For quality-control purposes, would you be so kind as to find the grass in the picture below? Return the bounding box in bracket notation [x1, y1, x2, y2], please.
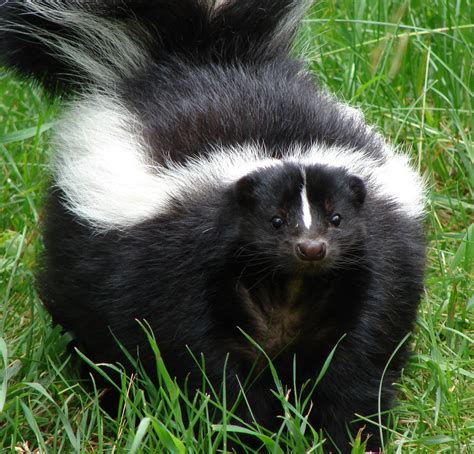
[0, 0, 472, 452]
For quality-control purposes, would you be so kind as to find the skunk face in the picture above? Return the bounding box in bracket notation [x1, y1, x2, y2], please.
[233, 162, 368, 274]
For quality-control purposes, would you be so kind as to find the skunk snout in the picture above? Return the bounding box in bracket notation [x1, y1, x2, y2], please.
[296, 240, 327, 261]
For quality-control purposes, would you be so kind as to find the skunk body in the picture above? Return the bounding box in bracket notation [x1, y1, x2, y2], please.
[1, 1, 425, 451]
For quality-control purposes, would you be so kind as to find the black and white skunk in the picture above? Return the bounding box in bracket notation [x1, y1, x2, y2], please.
[1, 1, 426, 451]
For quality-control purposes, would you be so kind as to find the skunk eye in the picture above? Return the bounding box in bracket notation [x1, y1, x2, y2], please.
[271, 216, 284, 229]
[330, 214, 341, 227]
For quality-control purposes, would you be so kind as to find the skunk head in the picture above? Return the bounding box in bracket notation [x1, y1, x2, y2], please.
[233, 162, 367, 274]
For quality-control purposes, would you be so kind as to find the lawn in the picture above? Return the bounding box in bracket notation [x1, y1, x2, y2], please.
[0, 0, 472, 452]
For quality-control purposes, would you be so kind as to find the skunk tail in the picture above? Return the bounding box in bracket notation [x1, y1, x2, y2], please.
[0, 0, 310, 93]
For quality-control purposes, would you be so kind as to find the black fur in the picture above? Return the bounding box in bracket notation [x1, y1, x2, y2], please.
[1, 1, 425, 452]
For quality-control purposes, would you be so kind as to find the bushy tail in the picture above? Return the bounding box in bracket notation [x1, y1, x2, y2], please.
[0, 0, 310, 93]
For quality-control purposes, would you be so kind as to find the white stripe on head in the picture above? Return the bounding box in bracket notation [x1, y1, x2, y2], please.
[300, 169, 312, 229]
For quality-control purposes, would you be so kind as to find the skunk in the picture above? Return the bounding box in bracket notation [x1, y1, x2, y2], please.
[0, 1, 426, 451]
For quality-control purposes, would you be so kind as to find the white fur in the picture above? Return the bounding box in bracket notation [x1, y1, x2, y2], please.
[300, 171, 313, 229]
[53, 94, 425, 230]
[15, 1, 150, 87]
[53, 95, 167, 228]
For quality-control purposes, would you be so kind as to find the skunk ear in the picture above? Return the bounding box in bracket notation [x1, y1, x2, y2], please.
[348, 176, 366, 206]
[235, 174, 258, 206]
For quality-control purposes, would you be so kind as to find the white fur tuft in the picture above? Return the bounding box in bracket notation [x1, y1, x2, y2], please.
[13, 1, 150, 87]
[300, 170, 313, 229]
[53, 94, 167, 228]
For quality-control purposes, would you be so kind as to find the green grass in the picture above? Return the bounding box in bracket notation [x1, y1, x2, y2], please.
[1, 0, 472, 452]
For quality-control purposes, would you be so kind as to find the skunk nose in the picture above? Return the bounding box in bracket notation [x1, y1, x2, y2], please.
[296, 241, 327, 261]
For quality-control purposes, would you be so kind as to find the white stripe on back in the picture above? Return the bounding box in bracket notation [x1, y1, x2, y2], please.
[52, 93, 426, 230]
